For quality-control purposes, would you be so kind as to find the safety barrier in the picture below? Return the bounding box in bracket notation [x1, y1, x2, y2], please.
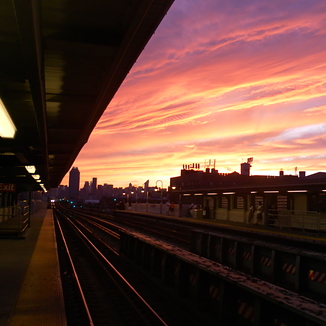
[268, 210, 326, 234]
[120, 229, 326, 325]
[0, 206, 19, 223]
[0, 205, 29, 236]
[190, 229, 326, 299]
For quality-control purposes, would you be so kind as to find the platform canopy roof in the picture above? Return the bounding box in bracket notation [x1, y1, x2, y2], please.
[0, 0, 174, 192]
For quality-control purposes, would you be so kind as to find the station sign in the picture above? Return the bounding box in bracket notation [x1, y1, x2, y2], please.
[0, 183, 16, 192]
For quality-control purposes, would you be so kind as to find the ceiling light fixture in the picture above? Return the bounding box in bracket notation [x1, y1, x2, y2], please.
[0, 98, 16, 138]
[25, 166, 36, 174]
[39, 183, 47, 192]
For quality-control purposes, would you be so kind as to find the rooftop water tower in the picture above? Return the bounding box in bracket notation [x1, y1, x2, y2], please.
[241, 157, 253, 176]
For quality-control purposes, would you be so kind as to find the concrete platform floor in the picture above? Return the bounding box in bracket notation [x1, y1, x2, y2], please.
[0, 208, 66, 326]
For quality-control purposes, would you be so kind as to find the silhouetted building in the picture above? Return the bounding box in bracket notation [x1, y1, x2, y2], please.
[169, 163, 326, 224]
[80, 181, 90, 200]
[69, 167, 80, 199]
[57, 185, 68, 199]
[91, 177, 97, 199]
[102, 184, 113, 197]
[241, 162, 251, 176]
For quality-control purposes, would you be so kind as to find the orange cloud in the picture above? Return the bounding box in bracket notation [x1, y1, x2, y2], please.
[62, 0, 326, 188]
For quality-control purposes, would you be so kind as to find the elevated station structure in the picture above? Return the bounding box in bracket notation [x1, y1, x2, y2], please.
[0, 0, 174, 193]
[169, 164, 326, 232]
[0, 3, 176, 323]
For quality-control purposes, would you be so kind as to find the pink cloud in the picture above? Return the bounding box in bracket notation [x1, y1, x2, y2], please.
[62, 0, 326, 188]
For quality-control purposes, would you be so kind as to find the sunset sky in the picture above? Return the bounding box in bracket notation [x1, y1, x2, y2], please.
[62, 0, 326, 189]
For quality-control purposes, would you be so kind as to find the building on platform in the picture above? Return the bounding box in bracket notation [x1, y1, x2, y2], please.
[169, 163, 326, 232]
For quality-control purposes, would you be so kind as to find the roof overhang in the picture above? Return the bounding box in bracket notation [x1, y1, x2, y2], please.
[0, 0, 174, 192]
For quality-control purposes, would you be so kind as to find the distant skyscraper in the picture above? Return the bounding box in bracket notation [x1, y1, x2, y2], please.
[69, 167, 80, 199]
[80, 181, 90, 200]
[103, 184, 113, 197]
[91, 177, 97, 199]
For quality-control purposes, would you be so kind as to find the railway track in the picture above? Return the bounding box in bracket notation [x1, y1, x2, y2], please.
[59, 204, 326, 304]
[58, 204, 326, 294]
[54, 208, 213, 325]
[58, 204, 190, 248]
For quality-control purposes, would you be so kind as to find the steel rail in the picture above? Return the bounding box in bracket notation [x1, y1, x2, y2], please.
[71, 215, 120, 256]
[54, 214, 94, 326]
[64, 214, 170, 326]
[67, 206, 190, 246]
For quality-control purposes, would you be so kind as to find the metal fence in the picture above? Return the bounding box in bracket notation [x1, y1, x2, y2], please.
[267, 209, 326, 234]
[123, 203, 326, 234]
[122, 202, 189, 217]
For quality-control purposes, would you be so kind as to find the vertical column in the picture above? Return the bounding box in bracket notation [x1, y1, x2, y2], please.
[295, 255, 303, 293]
[27, 191, 31, 227]
[0, 192, 2, 223]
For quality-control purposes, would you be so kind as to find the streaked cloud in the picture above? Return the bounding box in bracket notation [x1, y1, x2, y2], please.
[62, 0, 326, 188]
[262, 124, 326, 144]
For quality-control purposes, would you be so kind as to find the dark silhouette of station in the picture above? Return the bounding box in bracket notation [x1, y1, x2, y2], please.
[0, 2, 174, 325]
[0, 0, 174, 191]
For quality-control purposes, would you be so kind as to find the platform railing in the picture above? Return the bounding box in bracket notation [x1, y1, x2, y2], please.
[0, 206, 20, 222]
[267, 209, 325, 234]
[0, 205, 30, 236]
[20, 206, 30, 233]
[125, 202, 184, 217]
[118, 203, 326, 234]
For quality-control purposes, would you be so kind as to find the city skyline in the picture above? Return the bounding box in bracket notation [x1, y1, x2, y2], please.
[65, 168, 166, 191]
[61, 0, 326, 188]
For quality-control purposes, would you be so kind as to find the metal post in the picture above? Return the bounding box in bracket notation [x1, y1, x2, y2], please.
[135, 191, 138, 211]
[27, 190, 31, 227]
[5, 192, 9, 221]
[146, 191, 148, 212]
[156, 180, 163, 215]
[127, 193, 131, 209]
